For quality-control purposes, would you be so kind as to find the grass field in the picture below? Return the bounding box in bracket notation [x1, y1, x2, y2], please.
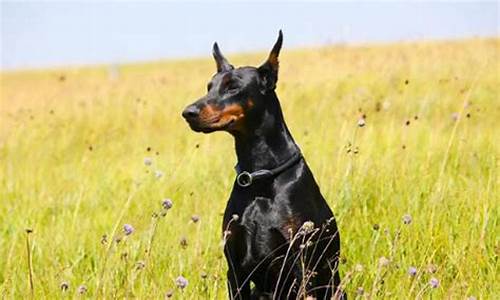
[0, 38, 499, 299]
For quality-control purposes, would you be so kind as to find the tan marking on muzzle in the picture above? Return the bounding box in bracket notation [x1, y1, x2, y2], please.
[198, 103, 246, 131]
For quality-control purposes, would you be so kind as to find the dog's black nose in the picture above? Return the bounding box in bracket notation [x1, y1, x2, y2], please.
[182, 105, 200, 120]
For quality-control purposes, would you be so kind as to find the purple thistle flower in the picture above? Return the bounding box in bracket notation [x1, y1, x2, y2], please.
[77, 285, 87, 294]
[429, 277, 439, 288]
[356, 287, 364, 296]
[135, 260, 146, 270]
[60, 281, 69, 291]
[144, 157, 153, 166]
[354, 263, 364, 272]
[383, 100, 391, 110]
[427, 264, 437, 274]
[175, 276, 188, 289]
[379, 256, 390, 267]
[402, 214, 412, 225]
[357, 118, 366, 127]
[408, 266, 417, 277]
[300, 221, 315, 235]
[162, 198, 173, 210]
[123, 224, 134, 236]
[180, 236, 188, 248]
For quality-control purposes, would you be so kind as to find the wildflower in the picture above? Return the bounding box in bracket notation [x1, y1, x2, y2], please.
[165, 289, 174, 298]
[144, 157, 153, 166]
[451, 112, 459, 121]
[354, 263, 364, 272]
[77, 285, 87, 294]
[101, 234, 108, 245]
[402, 214, 412, 225]
[427, 264, 437, 274]
[382, 100, 391, 110]
[191, 215, 200, 223]
[467, 296, 477, 300]
[408, 266, 417, 277]
[232, 214, 239, 221]
[136, 260, 146, 270]
[200, 272, 208, 279]
[175, 276, 188, 289]
[373, 223, 380, 231]
[357, 118, 366, 127]
[300, 221, 315, 234]
[356, 287, 364, 296]
[155, 170, 164, 178]
[123, 224, 134, 236]
[60, 281, 69, 291]
[379, 256, 390, 267]
[429, 277, 439, 288]
[180, 236, 188, 248]
[162, 198, 173, 210]
[222, 230, 232, 245]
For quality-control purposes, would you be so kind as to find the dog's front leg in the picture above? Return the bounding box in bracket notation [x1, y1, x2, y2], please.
[224, 235, 250, 299]
[226, 266, 250, 300]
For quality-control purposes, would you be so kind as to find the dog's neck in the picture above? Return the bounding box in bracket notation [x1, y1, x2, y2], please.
[233, 92, 300, 172]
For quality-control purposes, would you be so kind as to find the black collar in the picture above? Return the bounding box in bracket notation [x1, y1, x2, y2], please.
[234, 152, 302, 187]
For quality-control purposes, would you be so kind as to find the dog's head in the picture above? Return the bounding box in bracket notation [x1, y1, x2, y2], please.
[182, 31, 283, 134]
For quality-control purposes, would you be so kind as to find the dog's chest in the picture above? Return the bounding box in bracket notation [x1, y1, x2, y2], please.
[233, 197, 293, 269]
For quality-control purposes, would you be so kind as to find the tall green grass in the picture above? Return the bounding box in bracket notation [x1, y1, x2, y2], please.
[1, 38, 498, 298]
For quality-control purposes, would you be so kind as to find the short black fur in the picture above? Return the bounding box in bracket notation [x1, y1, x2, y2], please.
[182, 31, 345, 299]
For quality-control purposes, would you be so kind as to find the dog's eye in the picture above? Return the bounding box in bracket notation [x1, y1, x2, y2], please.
[226, 83, 240, 94]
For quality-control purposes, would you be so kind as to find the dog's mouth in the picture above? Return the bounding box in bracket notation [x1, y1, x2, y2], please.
[186, 116, 236, 133]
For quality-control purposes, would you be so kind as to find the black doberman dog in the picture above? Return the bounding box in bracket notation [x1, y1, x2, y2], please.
[182, 31, 344, 299]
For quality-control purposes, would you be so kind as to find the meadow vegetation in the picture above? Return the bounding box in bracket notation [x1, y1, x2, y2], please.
[0, 38, 498, 298]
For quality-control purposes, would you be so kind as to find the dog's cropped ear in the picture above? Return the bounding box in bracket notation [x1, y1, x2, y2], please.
[258, 30, 283, 93]
[213, 42, 234, 73]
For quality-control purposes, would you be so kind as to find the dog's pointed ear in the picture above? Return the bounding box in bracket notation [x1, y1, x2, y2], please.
[213, 42, 234, 73]
[258, 30, 283, 92]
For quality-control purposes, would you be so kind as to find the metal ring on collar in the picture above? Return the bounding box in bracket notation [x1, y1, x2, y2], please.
[236, 171, 253, 187]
